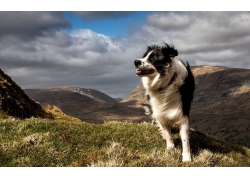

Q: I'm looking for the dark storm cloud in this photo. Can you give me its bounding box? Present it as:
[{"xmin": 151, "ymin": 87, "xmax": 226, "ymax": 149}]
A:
[
  {"xmin": 74, "ymin": 11, "xmax": 136, "ymax": 21},
  {"xmin": 0, "ymin": 12, "xmax": 71, "ymax": 39}
]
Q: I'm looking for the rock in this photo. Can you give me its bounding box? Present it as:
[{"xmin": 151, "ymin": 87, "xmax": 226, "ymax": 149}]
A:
[{"xmin": 0, "ymin": 68, "xmax": 53, "ymax": 119}]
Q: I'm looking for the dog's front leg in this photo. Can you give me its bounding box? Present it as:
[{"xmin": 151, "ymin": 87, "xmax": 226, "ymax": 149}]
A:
[
  {"xmin": 160, "ymin": 125, "xmax": 174, "ymax": 149},
  {"xmin": 179, "ymin": 119, "xmax": 191, "ymax": 162}
]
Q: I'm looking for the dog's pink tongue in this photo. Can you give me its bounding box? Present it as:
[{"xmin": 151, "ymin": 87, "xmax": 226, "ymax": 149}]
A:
[{"xmin": 136, "ymin": 69, "xmax": 141, "ymax": 75}]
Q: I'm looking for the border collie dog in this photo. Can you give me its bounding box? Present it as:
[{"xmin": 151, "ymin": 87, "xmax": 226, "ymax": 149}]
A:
[{"xmin": 134, "ymin": 44, "xmax": 195, "ymax": 162}]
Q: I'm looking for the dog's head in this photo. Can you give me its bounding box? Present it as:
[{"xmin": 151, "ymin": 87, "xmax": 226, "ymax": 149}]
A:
[{"xmin": 134, "ymin": 44, "xmax": 178, "ymax": 77}]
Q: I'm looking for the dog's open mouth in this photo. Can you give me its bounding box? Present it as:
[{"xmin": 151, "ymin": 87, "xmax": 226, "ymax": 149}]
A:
[{"xmin": 136, "ymin": 69, "xmax": 154, "ymax": 75}]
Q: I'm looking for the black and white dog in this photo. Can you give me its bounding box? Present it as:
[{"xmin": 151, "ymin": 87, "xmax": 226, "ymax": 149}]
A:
[{"xmin": 134, "ymin": 44, "xmax": 195, "ymax": 162}]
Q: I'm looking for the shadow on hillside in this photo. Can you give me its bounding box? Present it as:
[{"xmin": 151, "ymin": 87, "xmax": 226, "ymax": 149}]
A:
[{"xmin": 171, "ymin": 128, "xmax": 247, "ymax": 156}]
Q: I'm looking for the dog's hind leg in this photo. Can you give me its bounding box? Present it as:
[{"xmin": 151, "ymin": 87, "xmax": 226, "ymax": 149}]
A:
[{"xmin": 179, "ymin": 117, "xmax": 191, "ymax": 162}]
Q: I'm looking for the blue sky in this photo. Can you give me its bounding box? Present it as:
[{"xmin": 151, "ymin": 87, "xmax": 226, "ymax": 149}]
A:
[{"xmin": 64, "ymin": 11, "xmax": 153, "ymax": 37}]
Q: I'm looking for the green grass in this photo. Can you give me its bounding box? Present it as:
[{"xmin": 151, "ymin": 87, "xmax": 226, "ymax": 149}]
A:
[
  {"xmin": 0, "ymin": 110, "xmax": 9, "ymax": 119},
  {"xmin": 0, "ymin": 117, "xmax": 250, "ymax": 167}
]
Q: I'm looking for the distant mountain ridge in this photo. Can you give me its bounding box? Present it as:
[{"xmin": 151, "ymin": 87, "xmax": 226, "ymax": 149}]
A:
[
  {"xmin": 24, "ymin": 86, "xmax": 146, "ymax": 123},
  {"xmin": 25, "ymin": 86, "xmax": 117, "ymax": 104}
]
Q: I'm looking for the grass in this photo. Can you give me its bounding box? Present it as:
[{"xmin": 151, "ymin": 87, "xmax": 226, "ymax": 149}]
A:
[
  {"xmin": 0, "ymin": 113, "xmax": 250, "ymax": 167},
  {"xmin": 0, "ymin": 110, "xmax": 9, "ymax": 119}
]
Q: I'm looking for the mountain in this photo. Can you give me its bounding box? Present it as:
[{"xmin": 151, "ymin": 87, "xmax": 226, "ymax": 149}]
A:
[
  {"xmin": 122, "ymin": 83, "xmax": 146, "ymax": 106},
  {"xmin": 24, "ymin": 86, "xmax": 146, "ymax": 123},
  {"xmin": 123, "ymin": 66, "xmax": 250, "ymax": 147},
  {"xmin": 114, "ymin": 97, "xmax": 123, "ymax": 102},
  {"xmin": 190, "ymin": 66, "xmax": 250, "ymax": 147},
  {"xmin": 25, "ymin": 86, "xmax": 117, "ymax": 103},
  {"xmin": 0, "ymin": 69, "xmax": 53, "ymax": 119}
]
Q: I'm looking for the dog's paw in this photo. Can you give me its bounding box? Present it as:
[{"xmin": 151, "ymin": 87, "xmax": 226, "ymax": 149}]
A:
[
  {"xmin": 182, "ymin": 153, "xmax": 191, "ymax": 162},
  {"xmin": 166, "ymin": 144, "xmax": 175, "ymax": 149}
]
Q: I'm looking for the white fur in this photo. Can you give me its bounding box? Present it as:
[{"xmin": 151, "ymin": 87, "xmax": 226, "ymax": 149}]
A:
[
  {"xmin": 141, "ymin": 58, "xmax": 191, "ymax": 162},
  {"xmin": 137, "ymin": 50, "xmax": 155, "ymax": 65}
]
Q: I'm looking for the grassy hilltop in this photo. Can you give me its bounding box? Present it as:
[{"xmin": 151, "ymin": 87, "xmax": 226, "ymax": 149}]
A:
[{"xmin": 0, "ymin": 108, "xmax": 249, "ymax": 167}]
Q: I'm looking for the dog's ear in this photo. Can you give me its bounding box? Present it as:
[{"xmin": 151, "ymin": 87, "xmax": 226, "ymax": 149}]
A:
[
  {"xmin": 168, "ymin": 48, "xmax": 178, "ymax": 57},
  {"xmin": 162, "ymin": 44, "xmax": 178, "ymax": 57}
]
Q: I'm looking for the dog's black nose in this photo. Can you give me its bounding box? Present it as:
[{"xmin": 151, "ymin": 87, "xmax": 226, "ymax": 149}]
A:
[{"xmin": 134, "ymin": 60, "xmax": 141, "ymax": 67}]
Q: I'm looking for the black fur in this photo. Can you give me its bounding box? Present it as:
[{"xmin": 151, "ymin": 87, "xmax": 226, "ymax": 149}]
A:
[
  {"xmin": 143, "ymin": 44, "xmax": 178, "ymax": 77},
  {"xmin": 179, "ymin": 62, "xmax": 195, "ymax": 117}
]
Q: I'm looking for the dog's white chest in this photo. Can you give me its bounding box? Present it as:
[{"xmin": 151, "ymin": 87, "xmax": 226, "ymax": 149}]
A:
[{"xmin": 150, "ymin": 91, "xmax": 183, "ymax": 124}]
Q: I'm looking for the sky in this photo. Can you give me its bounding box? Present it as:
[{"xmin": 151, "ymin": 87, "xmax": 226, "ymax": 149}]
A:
[{"xmin": 1, "ymin": 3, "xmax": 250, "ymax": 98}]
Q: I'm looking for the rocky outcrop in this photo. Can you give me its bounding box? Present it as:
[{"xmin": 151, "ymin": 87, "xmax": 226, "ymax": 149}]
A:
[{"xmin": 0, "ymin": 68, "xmax": 53, "ymax": 119}]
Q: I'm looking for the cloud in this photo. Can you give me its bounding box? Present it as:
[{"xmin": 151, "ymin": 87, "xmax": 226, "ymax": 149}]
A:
[
  {"xmin": 1, "ymin": 11, "xmax": 250, "ymax": 98},
  {"xmin": 74, "ymin": 11, "xmax": 136, "ymax": 21},
  {"xmin": 147, "ymin": 12, "xmax": 192, "ymax": 31},
  {"xmin": 0, "ymin": 11, "xmax": 71, "ymax": 39},
  {"xmin": 0, "ymin": 26, "xmax": 141, "ymax": 98}
]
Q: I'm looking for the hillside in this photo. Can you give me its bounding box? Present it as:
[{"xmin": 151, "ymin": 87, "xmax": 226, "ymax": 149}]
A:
[
  {"xmin": 25, "ymin": 86, "xmax": 117, "ymax": 103},
  {"xmin": 0, "ymin": 117, "xmax": 249, "ymax": 167},
  {"xmin": 122, "ymin": 83, "xmax": 145, "ymax": 106},
  {"xmin": 123, "ymin": 66, "xmax": 250, "ymax": 147},
  {"xmin": 24, "ymin": 87, "xmax": 146, "ymax": 123},
  {"xmin": 0, "ymin": 69, "xmax": 52, "ymax": 119}
]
